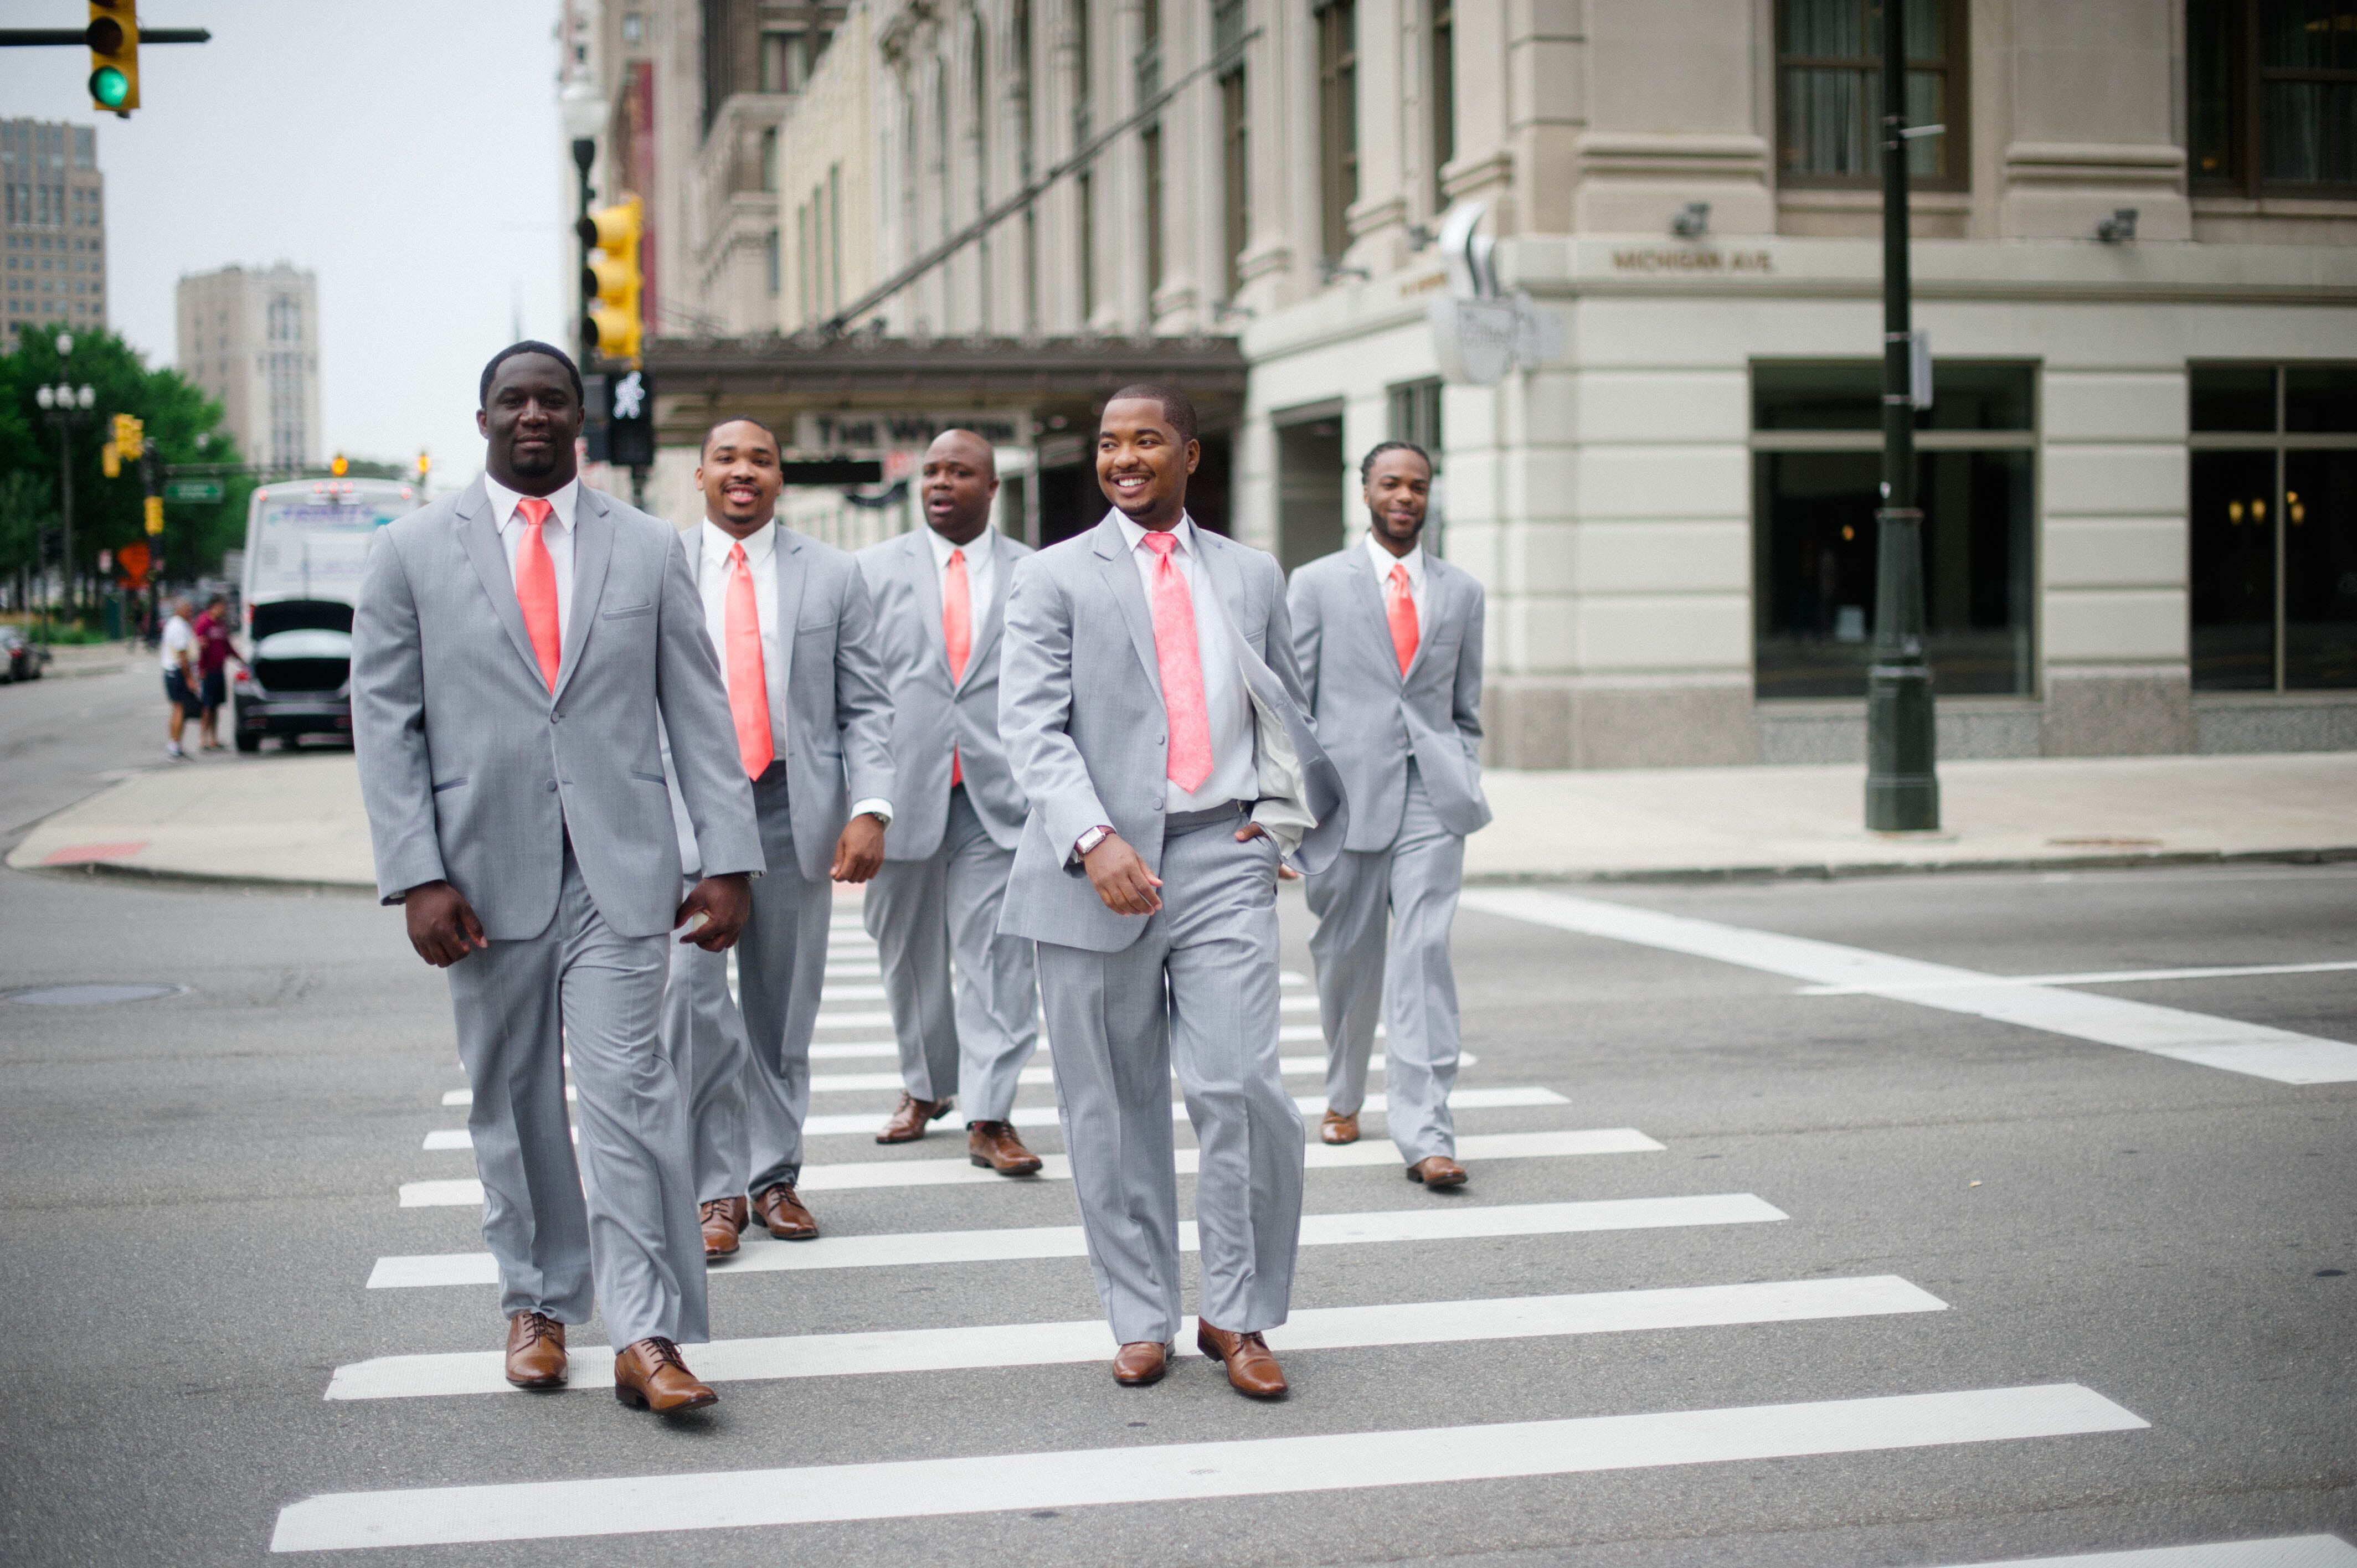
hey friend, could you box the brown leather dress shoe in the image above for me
[967,1120,1044,1175]
[700,1196,748,1259]
[613,1337,719,1414]
[1407,1154,1469,1189]
[1196,1322,1288,1399]
[876,1092,954,1143]
[503,1311,568,1389]
[1320,1109,1359,1146]
[753,1182,819,1239]
[1111,1340,1170,1386]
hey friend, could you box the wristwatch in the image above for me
[1074,824,1116,859]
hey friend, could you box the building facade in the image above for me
[174,265,323,474]
[1,118,109,343]
[600,0,2357,767]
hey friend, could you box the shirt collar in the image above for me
[703,515,776,568]
[482,474,579,531]
[926,524,995,572]
[1364,532,1424,587]
[1115,510,1194,556]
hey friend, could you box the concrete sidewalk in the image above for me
[12,749,2355,891]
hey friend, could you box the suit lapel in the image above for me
[550,490,613,705]
[1399,556,1440,683]
[1198,526,1252,652]
[455,479,547,692]
[1346,544,1407,687]
[908,530,950,678]
[770,525,809,718]
[961,535,1021,691]
[1090,515,1164,705]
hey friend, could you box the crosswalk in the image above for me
[271,901,2275,1559]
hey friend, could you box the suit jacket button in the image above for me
[547,780,559,792]
[1151,801,1163,811]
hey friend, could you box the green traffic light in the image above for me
[89,67,130,110]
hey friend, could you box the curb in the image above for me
[1463,844,2357,886]
[13,858,377,898]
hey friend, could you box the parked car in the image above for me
[0,626,48,684]
[233,621,352,751]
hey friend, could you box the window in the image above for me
[1143,124,1165,298]
[621,12,644,45]
[1220,59,1249,298]
[1430,0,1455,212]
[765,226,780,298]
[2190,364,2357,691]
[1077,169,1096,323]
[2190,0,2357,193]
[1316,0,1359,262]
[759,126,779,192]
[760,31,806,94]
[828,163,843,312]
[1752,362,2036,699]
[1775,0,1965,188]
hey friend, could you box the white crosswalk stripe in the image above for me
[325,1274,1942,1400]
[1931,1541,2357,1568]
[271,1384,2141,1551]
[395,1128,1664,1206]
[364,1193,1788,1288]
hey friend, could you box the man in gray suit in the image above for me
[658,416,895,1257]
[856,430,1043,1173]
[1000,384,1346,1399]
[1289,441,1491,1187]
[352,343,762,1415]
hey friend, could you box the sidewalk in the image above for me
[11,750,2354,891]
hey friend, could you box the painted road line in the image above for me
[1931,1539,2357,1568]
[421,1087,1567,1151]
[812,1010,895,1030]
[395,1128,1663,1207]
[271,1383,2137,1550]
[365,1191,1784,1288]
[795,1052,1474,1097]
[1462,888,2357,1086]
[1801,959,2357,996]
[328,1272,1939,1399]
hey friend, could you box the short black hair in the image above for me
[1104,382,1198,447]
[1359,439,1433,486]
[701,414,782,458]
[479,341,584,409]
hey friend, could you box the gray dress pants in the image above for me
[735,764,835,1196]
[445,844,707,1349]
[863,784,1041,1122]
[659,884,752,1206]
[1305,761,1466,1164]
[1037,817,1304,1346]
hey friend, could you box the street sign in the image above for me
[163,478,224,503]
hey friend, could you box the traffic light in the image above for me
[331,452,348,477]
[416,449,431,479]
[103,412,142,478]
[143,495,163,535]
[87,1,140,116]
[578,194,644,365]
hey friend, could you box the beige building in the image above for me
[614,0,2357,767]
[174,264,322,475]
[2,118,109,343]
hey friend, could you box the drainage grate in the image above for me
[5,982,189,1006]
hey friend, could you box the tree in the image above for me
[0,468,52,610]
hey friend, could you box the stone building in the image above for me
[1,118,109,343]
[174,264,322,475]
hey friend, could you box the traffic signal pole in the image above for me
[1865,0,1939,832]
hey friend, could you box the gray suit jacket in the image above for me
[1289,544,1490,850]
[665,521,896,883]
[351,478,763,941]
[856,528,1032,861]
[998,514,1348,953]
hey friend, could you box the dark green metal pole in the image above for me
[1865,0,1939,832]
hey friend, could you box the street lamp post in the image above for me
[34,334,95,619]
[1865,0,1940,832]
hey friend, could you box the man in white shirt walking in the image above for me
[159,597,197,760]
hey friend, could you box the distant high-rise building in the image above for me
[1,118,109,342]
[176,265,322,473]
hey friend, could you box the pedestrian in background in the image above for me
[999,384,1347,1399]
[856,429,1044,1172]
[1289,441,1491,1189]
[192,594,234,752]
[352,342,763,1416]
[159,596,197,760]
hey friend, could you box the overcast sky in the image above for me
[1,1,569,487]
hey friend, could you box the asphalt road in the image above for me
[1,693,2350,1566]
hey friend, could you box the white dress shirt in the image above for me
[482,474,579,644]
[1114,512,1258,813]
[697,513,891,823]
[925,523,997,642]
[1363,532,1428,628]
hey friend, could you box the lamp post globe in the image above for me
[75,385,94,410]
[54,331,71,357]
[35,385,53,410]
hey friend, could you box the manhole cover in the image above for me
[5,982,188,1006]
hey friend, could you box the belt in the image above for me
[1164,800,1250,834]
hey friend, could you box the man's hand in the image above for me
[675,873,752,951]
[1236,820,1300,880]
[831,813,887,883]
[405,880,487,967]
[1084,833,1162,916]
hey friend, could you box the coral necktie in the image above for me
[1141,531,1213,794]
[943,547,970,785]
[725,542,775,779]
[1387,561,1420,676]
[512,497,562,692]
